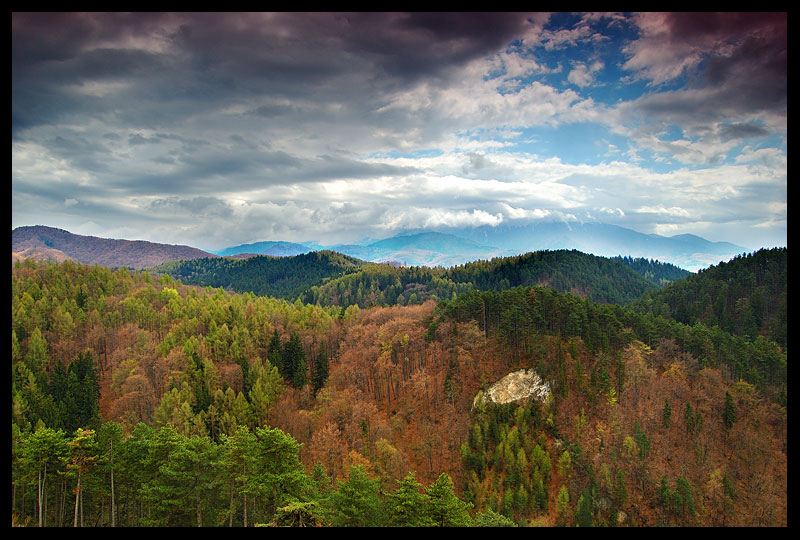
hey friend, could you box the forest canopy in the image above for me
[11,248,786,527]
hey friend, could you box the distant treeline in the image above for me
[153,249,688,309]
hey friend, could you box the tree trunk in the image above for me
[73,472,81,527]
[228,484,234,527]
[110,438,115,527]
[42,467,47,527]
[37,468,42,528]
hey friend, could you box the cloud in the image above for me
[11,13,786,253]
[567,60,604,87]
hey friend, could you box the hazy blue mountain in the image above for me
[218,232,516,268]
[213,240,312,258]
[412,221,749,272]
[202,221,751,272]
[358,231,514,267]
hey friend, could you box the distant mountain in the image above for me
[213,240,312,258]
[335,231,513,267]
[215,222,747,271]
[216,231,514,268]
[414,221,749,272]
[12,225,217,269]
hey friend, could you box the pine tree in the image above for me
[385,472,434,527]
[722,391,737,431]
[311,341,330,394]
[267,329,283,378]
[424,473,472,527]
[661,397,672,429]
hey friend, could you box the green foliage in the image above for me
[151,250,365,302]
[574,488,594,527]
[323,465,383,527]
[425,473,473,527]
[661,397,672,429]
[311,341,330,394]
[472,508,517,527]
[385,472,435,527]
[632,248,787,347]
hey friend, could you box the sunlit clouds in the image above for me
[12,12,786,252]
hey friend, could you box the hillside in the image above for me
[11,256,787,526]
[153,248,674,307]
[630,248,787,348]
[150,250,365,300]
[12,225,217,269]
[297,249,671,308]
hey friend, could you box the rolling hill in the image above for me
[12,225,217,269]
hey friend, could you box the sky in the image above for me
[12,12,787,253]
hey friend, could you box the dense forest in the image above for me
[152,249,685,309]
[630,248,787,348]
[151,250,364,301]
[11,248,786,527]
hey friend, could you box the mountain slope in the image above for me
[421,221,748,272]
[150,250,365,300]
[210,222,749,271]
[631,247,787,347]
[299,249,670,308]
[12,225,217,269]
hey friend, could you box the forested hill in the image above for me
[298,249,678,306]
[11,256,786,527]
[610,255,690,285]
[444,250,671,304]
[630,248,787,348]
[150,250,365,301]
[153,248,683,308]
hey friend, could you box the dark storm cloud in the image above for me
[623,12,786,135]
[717,123,770,141]
[12,13,786,252]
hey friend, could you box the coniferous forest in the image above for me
[11,248,786,527]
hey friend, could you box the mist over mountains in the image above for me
[14,222,750,273]
[212,221,749,272]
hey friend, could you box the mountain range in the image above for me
[13,221,750,272]
[213,221,749,272]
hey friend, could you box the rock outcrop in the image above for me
[473,368,551,409]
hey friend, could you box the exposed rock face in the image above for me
[473,368,551,409]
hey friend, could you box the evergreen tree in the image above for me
[661,397,672,429]
[574,489,594,527]
[722,391,737,431]
[555,484,571,526]
[324,465,383,527]
[424,473,473,527]
[311,341,330,394]
[267,329,283,379]
[385,472,434,527]
[282,334,306,388]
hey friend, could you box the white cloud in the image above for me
[635,205,690,217]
